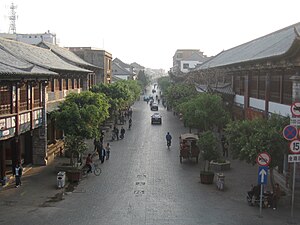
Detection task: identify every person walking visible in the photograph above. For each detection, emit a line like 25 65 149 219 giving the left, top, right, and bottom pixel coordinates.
120 127 125 139
115 126 119 140
105 143 111 160
128 118 132 130
272 183 281 210
13 162 23 188
99 131 105 143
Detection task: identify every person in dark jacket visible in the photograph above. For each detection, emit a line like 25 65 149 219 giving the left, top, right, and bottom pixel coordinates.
13 162 23 188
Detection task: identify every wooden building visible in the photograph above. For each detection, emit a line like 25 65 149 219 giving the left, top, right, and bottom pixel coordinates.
189 22 300 195
0 37 95 181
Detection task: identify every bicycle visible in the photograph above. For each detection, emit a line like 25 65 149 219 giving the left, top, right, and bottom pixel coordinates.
82 162 102 177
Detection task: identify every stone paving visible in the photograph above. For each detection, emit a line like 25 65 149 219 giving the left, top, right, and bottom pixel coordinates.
0 88 299 225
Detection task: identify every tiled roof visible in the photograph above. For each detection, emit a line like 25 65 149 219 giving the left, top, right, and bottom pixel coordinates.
38 42 101 69
0 37 92 73
199 22 300 69
0 47 57 76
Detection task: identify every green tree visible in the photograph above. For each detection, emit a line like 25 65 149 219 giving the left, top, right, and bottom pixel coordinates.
157 76 171 94
165 83 198 110
224 114 289 187
197 131 220 172
178 93 230 132
136 70 151 88
54 91 110 165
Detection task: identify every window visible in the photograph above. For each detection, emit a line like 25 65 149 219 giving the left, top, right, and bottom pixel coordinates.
258 75 265 99
282 74 292 105
270 75 280 102
249 75 258 98
183 63 189 69
0 85 12 114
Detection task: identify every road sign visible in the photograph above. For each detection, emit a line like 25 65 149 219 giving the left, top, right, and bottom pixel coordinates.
283 125 298 141
290 117 300 126
289 140 300 154
288 154 300 163
258 166 268 184
291 102 300 117
256 152 271 166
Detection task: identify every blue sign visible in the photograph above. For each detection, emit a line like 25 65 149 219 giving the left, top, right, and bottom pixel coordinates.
258 166 268 184
282 125 297 141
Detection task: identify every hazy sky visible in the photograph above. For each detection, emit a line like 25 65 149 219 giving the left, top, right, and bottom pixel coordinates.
0 0 300 71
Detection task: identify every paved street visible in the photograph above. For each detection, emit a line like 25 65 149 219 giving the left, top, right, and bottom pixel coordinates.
0 87 299 225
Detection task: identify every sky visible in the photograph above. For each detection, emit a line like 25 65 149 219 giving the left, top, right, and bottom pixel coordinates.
0 0 300 71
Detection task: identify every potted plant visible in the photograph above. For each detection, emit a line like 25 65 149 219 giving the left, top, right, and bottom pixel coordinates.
197 131 220 184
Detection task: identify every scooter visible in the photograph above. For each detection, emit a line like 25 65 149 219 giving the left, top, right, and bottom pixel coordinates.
167 140 171 149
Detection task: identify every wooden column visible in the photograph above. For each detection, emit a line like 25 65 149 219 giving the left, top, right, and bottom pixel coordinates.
265 72 270 118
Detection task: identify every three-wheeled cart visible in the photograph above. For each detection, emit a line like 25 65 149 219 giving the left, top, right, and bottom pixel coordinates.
179 133 200 163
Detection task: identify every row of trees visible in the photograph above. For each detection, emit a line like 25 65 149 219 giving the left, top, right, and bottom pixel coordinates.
53 80 142 165
160 80 289 186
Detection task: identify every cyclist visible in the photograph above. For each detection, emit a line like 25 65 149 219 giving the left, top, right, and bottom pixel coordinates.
85 153 93 173
166 132 172 147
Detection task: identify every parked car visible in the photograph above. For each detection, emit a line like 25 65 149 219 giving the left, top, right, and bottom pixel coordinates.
151 113 162 124
151 103 158 111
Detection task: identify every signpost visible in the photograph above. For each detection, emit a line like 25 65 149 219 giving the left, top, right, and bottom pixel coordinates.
256 153 271 217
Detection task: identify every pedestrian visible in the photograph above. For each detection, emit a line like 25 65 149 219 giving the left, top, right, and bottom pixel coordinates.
272 183 281 210
96 141 103 160
115 126 119 140
128 118 132 129
120 126 125 139
105 143 111 160
100 146 106 163
100 131 105 143
93 138 98 151
221 134 228 157
13 162 23 188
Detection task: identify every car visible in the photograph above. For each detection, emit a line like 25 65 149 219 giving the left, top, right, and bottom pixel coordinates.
143 96 149 101
151 113 162 124
151 103 158 111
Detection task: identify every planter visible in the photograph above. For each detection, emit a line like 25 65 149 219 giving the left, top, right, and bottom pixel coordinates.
200 171 215 184
210 160 231 171
66 169 82 183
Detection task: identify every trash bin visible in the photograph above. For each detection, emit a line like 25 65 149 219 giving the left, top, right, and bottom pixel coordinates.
216 173 225 191
57 171 66 188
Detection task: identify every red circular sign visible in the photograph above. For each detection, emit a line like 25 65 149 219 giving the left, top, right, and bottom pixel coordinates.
291 102 300 117
256 152 271 166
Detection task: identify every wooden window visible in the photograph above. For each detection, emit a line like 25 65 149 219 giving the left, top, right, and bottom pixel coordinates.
34 85 40 108
282 74 292 105
270 75 280 102
68 79 72 90
63 79 67 90
249 75 258 98
73 79 77 89
20 84 28 111
0 85 12 115
258 75 265 100
54 79 60 91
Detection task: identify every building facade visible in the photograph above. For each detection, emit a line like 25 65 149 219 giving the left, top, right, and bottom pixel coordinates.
0 37 95 182
68 47 112 84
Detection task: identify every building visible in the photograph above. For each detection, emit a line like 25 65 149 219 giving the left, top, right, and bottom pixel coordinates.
172 49 210 74
68 47 112 84
0 30 57 45
0 37 94 182
112 58 135 81
189 22 300 199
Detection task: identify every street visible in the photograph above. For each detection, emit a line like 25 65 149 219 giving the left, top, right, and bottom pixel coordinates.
0 87 299 225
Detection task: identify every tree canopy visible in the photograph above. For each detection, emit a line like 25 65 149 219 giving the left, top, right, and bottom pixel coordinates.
178 93 230 131
224 114 289 169
55 91 110 139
